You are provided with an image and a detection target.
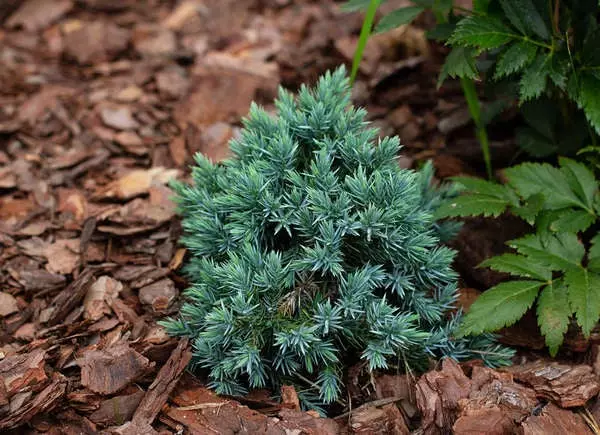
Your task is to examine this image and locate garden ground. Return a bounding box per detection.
[0,0,599,433]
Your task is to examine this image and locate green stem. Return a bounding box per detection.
[350,0,381,85]
[461,77,492,179]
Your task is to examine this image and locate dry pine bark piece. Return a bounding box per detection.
[80,343,151,395]
[507,360,600,407]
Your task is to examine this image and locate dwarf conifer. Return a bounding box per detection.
[162,67,512,408]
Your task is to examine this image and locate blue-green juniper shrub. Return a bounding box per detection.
[161,67,513,409]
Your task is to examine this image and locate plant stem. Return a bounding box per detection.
[350,0,381,85]
[461,77,492,179]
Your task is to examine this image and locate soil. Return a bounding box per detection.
[1,0,599,433]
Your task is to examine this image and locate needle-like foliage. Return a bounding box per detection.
[161,67,513,409]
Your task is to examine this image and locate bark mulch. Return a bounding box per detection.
[1,0,600,433]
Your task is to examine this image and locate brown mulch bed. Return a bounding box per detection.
[1,0,600,433]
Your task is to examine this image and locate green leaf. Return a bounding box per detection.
[499,0,550,40]
[493,41,537,80]
[547,53,569,89]
[521,99,557,140]
[512,193,544,224]
[452,176,517,200]
[519,54,550,101]
[459,280,544,336]
[435,177,519,218]
[350,0,381,84]
[565,267,600,337]
[509,233,584,271]
[481,99,511,126]
[427,22,457,41]
[438,47,478,86]
[516,127,557,157]
[375,7,424,33]
[577,73,600,136]
[473,0,491,13]
[434,195,510,218]
[480,253,551,281]
[537,280,571,356]
[582,27,600,66]
[549,209,596,233]
[558,157,598,210]
[449,15,517,50]
[505,162,588,210]
[588,234,600,273]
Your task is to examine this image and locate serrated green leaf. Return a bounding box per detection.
[481,99,510,126]
[521,99,557,140]
[493,41,537,80]
[582,28,600,66]
[459,280,544,336]
[505,162,587,210]
[480,253,551,281]
[499,0,549,40]
[558,157,598,210]
[427,22,457,41]
[549,209,596,233]
[438,47,478,86]
[537,280,570,356]
[519,54,550,101]
[449,15,516,49]
[548,53,569,89]
[509,233,584,271]
[588,234,600,273]
[534,210,567,236]
[375,7,424,33]
[516,127,557,157]
[435,177,519,218]
[577,73,600,136]
[434,194,510,218]
[512,193,544,224]
[451,176,517,201]
[565,267,600,337]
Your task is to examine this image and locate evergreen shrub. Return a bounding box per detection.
[162,67,512,408]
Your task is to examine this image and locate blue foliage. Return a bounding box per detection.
[161,67,513,408]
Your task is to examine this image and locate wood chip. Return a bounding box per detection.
[44,239,80,274]
[80,343,151,395]
[83,276,123,321]
[100,106,140,131]
[0,293,19,317]
[0,348,47,398]
[507,360,600,408]
[94,167,179,201]
[90,388,145,427]
[416,358,471,434]
[6,0,73,31]
[0,373,67,430]
[63,20,131,65]
[138,278,178,313]
[349,404,409,435]
[521,403,593,434]
[131,339,190,425]
[45,268,95,325]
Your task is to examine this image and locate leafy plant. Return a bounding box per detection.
[436,157,600,355]
[162,67,513,409]
[344,0,493,177]
[443,0,600,157]
[345,0,600,159]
